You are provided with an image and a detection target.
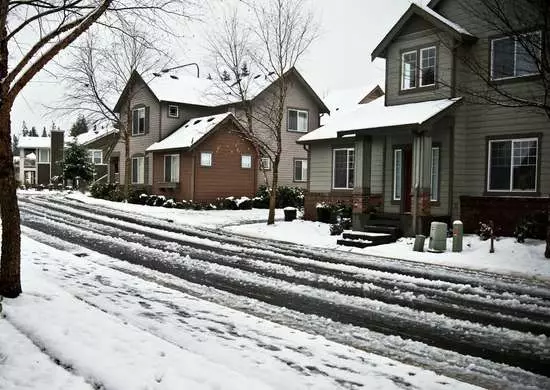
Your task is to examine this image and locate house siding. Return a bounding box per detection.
[308,139,355,193]
[159,103,218,141]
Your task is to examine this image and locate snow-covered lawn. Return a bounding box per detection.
[0,234,482,390]
[27,189,549,280]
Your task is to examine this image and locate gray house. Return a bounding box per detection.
[299,0,549,236]
[110,68,328,194]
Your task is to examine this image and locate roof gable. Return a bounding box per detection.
[371,3,476,60]
[113,71,158,113]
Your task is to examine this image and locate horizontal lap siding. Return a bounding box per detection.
[159,103,217,140]
[309,139,356,193]
[370,136,385,194]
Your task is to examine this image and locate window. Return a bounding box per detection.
[260,157,271,170]
[488,138,538,192]
[333,148,354,189]
[131,156,144,184]
[200,152,212,167]
[164,154,179,182]
[431,147,440,201]
[393,149,402,201]
[38,149,50,163]
[491,32,541,80]
[132,107,146,135]
[288,109,308,132]
[168,105,179,118]
[241,155,252,169]
[401,50,417,90]
[88,150,102,164]
[294,159,308,182]
[420,47,436,86]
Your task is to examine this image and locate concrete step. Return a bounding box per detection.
[364,225,400,240]
[343,231,395,245]
[336,238,375,248]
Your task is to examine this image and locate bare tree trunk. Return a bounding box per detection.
[0,104,21,298]
[268,157,280,225]
[124,130,131,198]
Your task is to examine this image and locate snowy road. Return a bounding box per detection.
[16,194,550,389]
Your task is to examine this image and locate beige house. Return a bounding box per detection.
[110,68,328,196]
[299,0,549,237]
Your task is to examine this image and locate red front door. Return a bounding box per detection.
[403,147,413,213]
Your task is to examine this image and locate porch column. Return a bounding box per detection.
[352,136,371,231]
[412,133,432,234]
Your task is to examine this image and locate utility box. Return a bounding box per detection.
[452,220,463,252]
[413,235,426,252]
[429,222,447,252]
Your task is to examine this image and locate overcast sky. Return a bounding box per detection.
[11,0,419,134]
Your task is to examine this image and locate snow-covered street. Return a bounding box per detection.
[2,191,550,389]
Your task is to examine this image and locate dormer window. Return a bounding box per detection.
[401,45,437,91]
[491,31,541,80]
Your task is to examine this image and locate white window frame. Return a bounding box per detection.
[491,31,541,80]
[332,148,354,190]
[260,157,271,171]
[168,105,179,118]
[200,152,212,167]
[287,109,309,133]
[88,149,103,164]
[430,146,440,201]
[419,46,436,87]
[164,154,180,183]
[393,149,403,201]
[294,159,308,182]
[241,154,252,169]
[132,107,146,135]
[401,50,417,90]
[38,149,50,163]
[131,156,144,184]
[487,137,538,192]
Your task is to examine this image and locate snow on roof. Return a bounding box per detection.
[321,85,382,125]
[419,4,473,36]
[146,73,273,106]
[146,113,233,152]
[18,136,51,149]
[299,97,462,143]
[72,128,118,146]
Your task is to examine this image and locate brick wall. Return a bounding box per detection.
[304,191,354,221]
[460,196,549,238]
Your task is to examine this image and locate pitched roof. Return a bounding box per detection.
[371,3,476,60]
[18,136,51,149]
[298,97,462,143]
[71,128,118,146]
[146,113,237,152]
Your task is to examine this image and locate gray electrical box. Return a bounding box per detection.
[452,220,463,252]
[429,222,447,252]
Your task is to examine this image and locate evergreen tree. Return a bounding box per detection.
[63,141,93,183]
[29,126,38,137]
[21,121,28,136]
[70,115,89,137]
[41,127,48,137]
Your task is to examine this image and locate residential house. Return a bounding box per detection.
[146,113,257,202]
[110,67,328,201]
[16,131,64,186]
[299,0,549,236]
[72,128,119,183]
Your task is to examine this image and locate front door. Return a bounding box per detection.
[24,170,36,186]
[403,147,413,213]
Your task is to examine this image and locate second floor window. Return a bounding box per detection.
[294,159,307,182]
[401,46,436,90]
[132,107,146,135]
[88,150,102,164]
[241,155,252,169]
[164,154,180,182]
[491,31,541,80]
[260,156,271,170]
[288,109,308,132]
[200,152,212,167]
[38,149,50,163]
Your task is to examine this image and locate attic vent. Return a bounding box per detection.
[170,75,179,79]
[253,74,261,79]
[207,117,215,122]
[193,119,202,125]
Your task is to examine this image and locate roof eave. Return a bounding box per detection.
[338,123,419,137]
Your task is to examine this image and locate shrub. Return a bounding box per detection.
[478,221,494,241]
[514,212,548,242]
[252,185,305,209]
[237,198,252,210]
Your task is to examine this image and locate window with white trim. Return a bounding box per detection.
[294,159,307,182]
[288,109,308,132]
[401,50,417,90]
[241,155,252,169]
[88,150,102,164]
[430,146,440,201]
[488,138,538,192]
[131,156,144,184]
[393,149,402,201]
[260,157,271,170]
[491,31,541,80]
[132,107,146,135]
[200,152,212,167]
[38,149,50,163]
[333,148,354,189]
[420,47,436,86]
[164,154,179,182]
[168,105,179,118]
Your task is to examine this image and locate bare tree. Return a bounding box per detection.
[0,0,193,298]
[55,22,171,197]
[208,0,318,225]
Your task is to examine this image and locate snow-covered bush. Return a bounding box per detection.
[252,185,304,209]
